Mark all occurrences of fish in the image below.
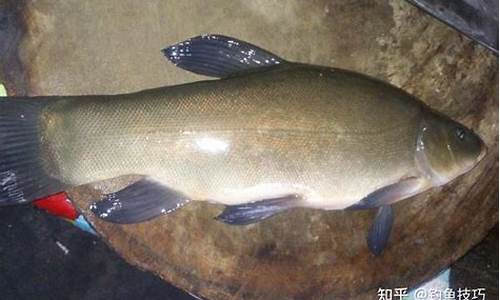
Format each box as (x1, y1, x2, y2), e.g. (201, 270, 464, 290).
(0, 34, 486, 255)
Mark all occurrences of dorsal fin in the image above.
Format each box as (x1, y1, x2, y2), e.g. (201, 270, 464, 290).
(162, 34, 286, 78)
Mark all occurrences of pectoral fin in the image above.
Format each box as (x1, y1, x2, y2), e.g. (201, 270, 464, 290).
(346, 177, 424, 210)
(162, 34, 286, 78)
(367, 205, 394, 256)
(216, 195, 301, 225)
(90, 178, 189, 224)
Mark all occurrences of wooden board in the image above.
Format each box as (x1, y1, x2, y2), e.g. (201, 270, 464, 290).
(0, 0, 497, 299)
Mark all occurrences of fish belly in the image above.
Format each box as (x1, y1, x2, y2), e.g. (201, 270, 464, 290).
(43, 124, 418, 209)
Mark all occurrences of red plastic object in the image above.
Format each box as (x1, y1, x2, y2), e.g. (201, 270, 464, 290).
(33, 192, 78, 220)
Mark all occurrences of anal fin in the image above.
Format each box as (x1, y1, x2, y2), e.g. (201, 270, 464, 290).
(215, 195, 301, 225)
(90, 178, 189, 224)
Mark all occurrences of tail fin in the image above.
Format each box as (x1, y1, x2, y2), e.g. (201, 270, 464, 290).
(0, 99, 63, 206)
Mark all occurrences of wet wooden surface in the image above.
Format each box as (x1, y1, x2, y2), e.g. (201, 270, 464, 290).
(451, 225, 499, 299)
(0, 0, 497, 299)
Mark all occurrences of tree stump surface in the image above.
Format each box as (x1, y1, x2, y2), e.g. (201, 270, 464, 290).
(0, 0, 497, 299)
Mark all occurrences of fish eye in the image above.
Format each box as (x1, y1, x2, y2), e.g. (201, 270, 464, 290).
(455, 127, 466, 141)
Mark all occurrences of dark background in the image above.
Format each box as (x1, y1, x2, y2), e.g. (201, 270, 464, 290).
(0, 206, 194, 300)
(0, 205, 497, 300)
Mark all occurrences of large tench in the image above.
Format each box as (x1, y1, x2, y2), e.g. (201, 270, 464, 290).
(0, 35, 486, 255)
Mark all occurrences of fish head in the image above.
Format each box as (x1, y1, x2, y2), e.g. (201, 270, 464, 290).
(416, 112, 486, 186)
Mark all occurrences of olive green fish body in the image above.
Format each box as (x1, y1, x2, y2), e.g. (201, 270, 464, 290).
(41, 65, 425, 209)
(0, 34, 485, 255)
